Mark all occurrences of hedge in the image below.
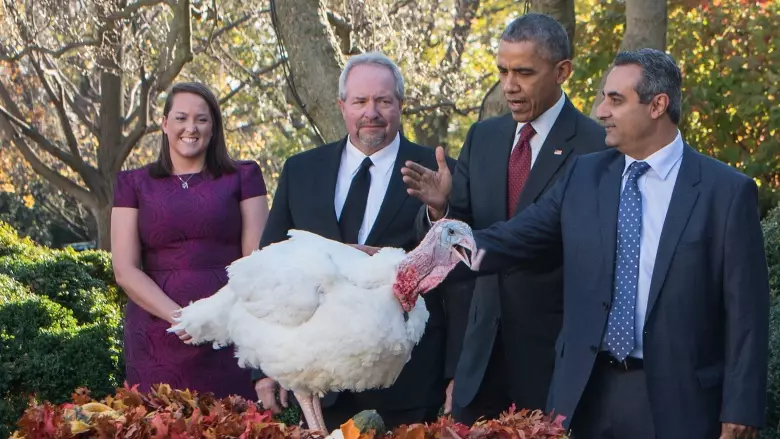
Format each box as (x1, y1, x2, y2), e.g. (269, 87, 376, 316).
(0, 223, 124, 438)
(4, 200, 780, 437)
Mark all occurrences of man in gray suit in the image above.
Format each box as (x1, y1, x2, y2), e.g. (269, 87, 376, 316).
(404, 13, 607, 424)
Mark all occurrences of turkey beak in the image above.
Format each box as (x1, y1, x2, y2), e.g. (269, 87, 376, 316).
(452, 235, 477, 268)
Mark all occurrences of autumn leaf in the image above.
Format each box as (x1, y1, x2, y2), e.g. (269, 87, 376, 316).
(340, 419, 362, 439)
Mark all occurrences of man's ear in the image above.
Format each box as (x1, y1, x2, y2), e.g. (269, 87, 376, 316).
(650, 93, 670, 120)
(556, 59, 573, 85)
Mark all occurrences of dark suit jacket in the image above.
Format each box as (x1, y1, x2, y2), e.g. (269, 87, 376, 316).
(253, 134, 461, 413)
(472, 145, 770, 437)
(417, 97, 607, 412)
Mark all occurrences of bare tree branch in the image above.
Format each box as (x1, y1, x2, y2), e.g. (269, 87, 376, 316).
(0, 81, 87, 172)
(45, 60, 101, 138)
(0, 40, 100, 61)
(116, 68, 152, 172)
(404, 101, 480, 116)
(209, 12, 261, 41)
(29, 56, 85, 163)
(104, 0, 168, 21)
(0, 117, 95, 209)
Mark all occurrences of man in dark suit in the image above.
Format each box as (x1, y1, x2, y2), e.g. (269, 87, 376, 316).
(252, 52, 461, 431)
(441, 49, 768, 438)
(405, 13, 606, 424)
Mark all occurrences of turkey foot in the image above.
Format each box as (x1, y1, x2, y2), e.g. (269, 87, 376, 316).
(295, 391, 326, 432)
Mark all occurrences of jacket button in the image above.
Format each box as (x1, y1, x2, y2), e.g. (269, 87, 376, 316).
(602, 301, 610, 311)
(590, 345, 598, 353)
(493, 317, 500, 325)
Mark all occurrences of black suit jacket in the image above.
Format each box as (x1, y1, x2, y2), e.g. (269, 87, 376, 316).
(417, 96, 607, 412)
(473, 145, 770, 437)
(253, 134, 460, 412)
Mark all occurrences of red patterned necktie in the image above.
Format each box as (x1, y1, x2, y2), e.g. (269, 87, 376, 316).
(507, 123, 536, 218)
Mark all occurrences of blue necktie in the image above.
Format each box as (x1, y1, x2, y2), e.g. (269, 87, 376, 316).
(606, 161, 651, 361)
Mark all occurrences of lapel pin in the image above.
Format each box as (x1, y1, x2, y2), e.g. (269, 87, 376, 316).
(553, 149, 563, 155)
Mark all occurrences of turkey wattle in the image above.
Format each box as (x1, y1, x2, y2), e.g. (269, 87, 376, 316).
(168, 219, 476, 432)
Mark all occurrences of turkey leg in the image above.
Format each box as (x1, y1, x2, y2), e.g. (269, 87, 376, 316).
(312, 394, 326, 432)
(294, 391, 326, 432)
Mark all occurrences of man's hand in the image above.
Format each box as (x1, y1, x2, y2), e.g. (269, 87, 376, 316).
(255, 378, 289, 414)
(444, 379, 454, 415)
(401, 146, 452, 220)
(720, 423, 757, 439)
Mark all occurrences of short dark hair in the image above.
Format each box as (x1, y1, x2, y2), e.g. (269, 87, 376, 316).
(613, 49, 683, 125)
(501, 13, 571, 62)
(149, 82, 236, 178)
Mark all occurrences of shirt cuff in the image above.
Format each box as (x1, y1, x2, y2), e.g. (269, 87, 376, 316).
(425, 204, 450, 225)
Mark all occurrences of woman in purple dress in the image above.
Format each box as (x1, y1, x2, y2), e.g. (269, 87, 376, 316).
(111, 82, 269, 399)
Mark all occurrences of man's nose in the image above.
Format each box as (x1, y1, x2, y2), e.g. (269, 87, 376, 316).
(364, 101, 379, 118)
(595, 98, 609, 120)
(501, 74, 519, 93)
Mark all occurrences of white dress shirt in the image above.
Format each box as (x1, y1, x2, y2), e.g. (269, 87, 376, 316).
(512, 91, 566, 167)
(334, 132, 400, 244)
(611, 130, 684, 359)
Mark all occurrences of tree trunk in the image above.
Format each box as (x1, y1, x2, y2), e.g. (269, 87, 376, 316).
(93, 19, 125, 250)
(273, 0, 345, 144)
(90, 203, 113, 251)
(589, 0, 668, 116)
(478, 0, 576, 121)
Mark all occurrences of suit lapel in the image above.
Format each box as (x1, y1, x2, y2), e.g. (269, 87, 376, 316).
(313, 139, 346, 241)
(515, 98, 578, 213)
(485, 115, 518, 222)
(599, 152, 626, 284)
(645, 145, 701, 320)
(364, 137, 417, 246)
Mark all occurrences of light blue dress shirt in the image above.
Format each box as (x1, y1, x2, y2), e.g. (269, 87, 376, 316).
(608, 131, 684, 359)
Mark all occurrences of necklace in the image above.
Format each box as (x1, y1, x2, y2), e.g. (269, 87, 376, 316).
(175, 173, 196, 189)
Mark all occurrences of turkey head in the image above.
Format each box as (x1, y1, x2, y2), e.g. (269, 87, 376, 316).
(392, 219, 475, 312)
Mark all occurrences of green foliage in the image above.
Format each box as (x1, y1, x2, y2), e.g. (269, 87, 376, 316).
(569, 0, 780, 216)
(764, 298, 780, 438)
(0, 222, 123, 438)
(763, 205, 780, 437)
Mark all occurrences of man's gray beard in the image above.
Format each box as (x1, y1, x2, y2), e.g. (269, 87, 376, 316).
(358, 131, 387, 151)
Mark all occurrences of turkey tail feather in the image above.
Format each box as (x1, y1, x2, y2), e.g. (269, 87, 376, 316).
(168, 284, 236, 348)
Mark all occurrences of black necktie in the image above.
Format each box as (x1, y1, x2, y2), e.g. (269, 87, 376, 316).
(339, 157, 373, 244)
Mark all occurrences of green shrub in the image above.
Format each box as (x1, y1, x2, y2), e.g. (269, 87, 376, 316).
(0, 222, 123, 438)
(763, 205, 780, 438)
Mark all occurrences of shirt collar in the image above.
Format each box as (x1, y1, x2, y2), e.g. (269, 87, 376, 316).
(623, 130, 684, 180)
(516, 91, 566, 139)
(345, 131, 400, 174)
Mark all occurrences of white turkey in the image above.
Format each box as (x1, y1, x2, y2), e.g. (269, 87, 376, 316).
(168, 219, 476, 432)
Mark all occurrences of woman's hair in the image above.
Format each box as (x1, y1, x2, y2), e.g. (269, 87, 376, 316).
(149, 82, 236, 178)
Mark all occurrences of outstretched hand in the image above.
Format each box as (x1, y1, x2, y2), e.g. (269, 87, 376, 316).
(401, 146, 452, 220)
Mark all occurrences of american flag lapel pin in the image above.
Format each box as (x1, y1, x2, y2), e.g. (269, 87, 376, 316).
(553, 149, 563, 155)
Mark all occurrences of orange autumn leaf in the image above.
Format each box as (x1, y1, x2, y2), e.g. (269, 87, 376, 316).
(341, 419, 362, 439)
(406, 425, 426, 439)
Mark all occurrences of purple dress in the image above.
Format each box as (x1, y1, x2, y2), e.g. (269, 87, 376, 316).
(113, 160, 267, 400)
